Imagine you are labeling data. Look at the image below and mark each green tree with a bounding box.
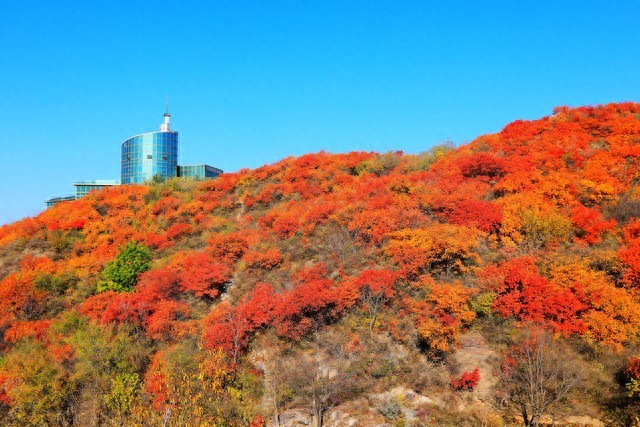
[67,318,151,426]
[104,372,140,425]
[98,241,151,292]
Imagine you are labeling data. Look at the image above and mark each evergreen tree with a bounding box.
[98,241,151,292]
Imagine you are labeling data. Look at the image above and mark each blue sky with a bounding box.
[1,1,639,224]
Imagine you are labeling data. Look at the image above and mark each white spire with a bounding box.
[160,96,170,131]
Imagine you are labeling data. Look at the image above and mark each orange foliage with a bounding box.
[407,279,477,354]
[457,153,507,181]
[620,219,640,289]
[3,102,640,415]
[208,232,250,262]
[243,248,284,270]
[4,320,52,344]
[384,224,480,279]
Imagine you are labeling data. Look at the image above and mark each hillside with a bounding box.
[1,103,640,426]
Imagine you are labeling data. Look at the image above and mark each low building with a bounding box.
[74,180,121,199]
[178,164,223,179]
[45,196,75,208]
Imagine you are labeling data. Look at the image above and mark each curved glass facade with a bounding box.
[121,131,178,184]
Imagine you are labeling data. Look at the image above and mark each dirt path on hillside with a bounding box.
[455,331,497,402]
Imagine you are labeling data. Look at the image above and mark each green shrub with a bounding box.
[97,241,151,292]
[470,292,496,318]
[379,398,402,420]
[35,272,78,295]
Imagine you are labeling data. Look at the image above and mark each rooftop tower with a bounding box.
[160,97,171,132]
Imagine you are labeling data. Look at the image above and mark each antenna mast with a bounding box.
[160,96,171,131]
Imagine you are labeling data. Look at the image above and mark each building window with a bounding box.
[147,155,152,159]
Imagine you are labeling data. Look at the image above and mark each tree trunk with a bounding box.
[311,394,324,427]
[368,314,376,336]
[521,404,531,427]
[311,407,324,427]
[162,406,171,427]
[272,397,281,427]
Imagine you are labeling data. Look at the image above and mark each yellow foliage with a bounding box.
[385,223,480,278]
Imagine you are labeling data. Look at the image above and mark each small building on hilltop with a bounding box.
[73,180,121,199]
[46,111,222,207]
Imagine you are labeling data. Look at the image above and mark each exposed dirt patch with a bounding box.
[455,331,497,402]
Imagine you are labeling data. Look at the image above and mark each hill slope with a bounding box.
[1,103,640,425]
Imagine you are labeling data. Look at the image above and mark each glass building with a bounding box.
[45,196,75,208]
[73,180,120,199]
[121,113,178,184]
[178,164,223,179]
[46,111,224,208]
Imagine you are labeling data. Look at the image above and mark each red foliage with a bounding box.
[0,273,46,334]
[273,264,350,339]
[0,374,10,406]
[151,196,182,216]
[433,198,503,233]
[134,231,172,250]
[203,264,354,357]
[70,219,87,229]
[249,415,266,427]
[145,300,191,341]
[488,257,588,334]
[243,248,284,270]
[144,351,169,410]
[571,204,616,244]
[208,233,249,262]
[627,356,640,381]
[165,222,192,240]
[202,282,278,359]
[4,320,52,344]
[137,268,180,299]
[355,269,398,299]
[80,291,121,323]
[3,102,640,414]
[451,367,480,391]
[81,267,192,340]
[258,207,300,238]
[171,252,232,298]
[19,255,56,273]
[301,201,337,231]
[202,301,253,362]
[457,153,507,181]
[50,343,74,364]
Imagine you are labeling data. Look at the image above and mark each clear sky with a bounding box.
[1,1,639,225]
